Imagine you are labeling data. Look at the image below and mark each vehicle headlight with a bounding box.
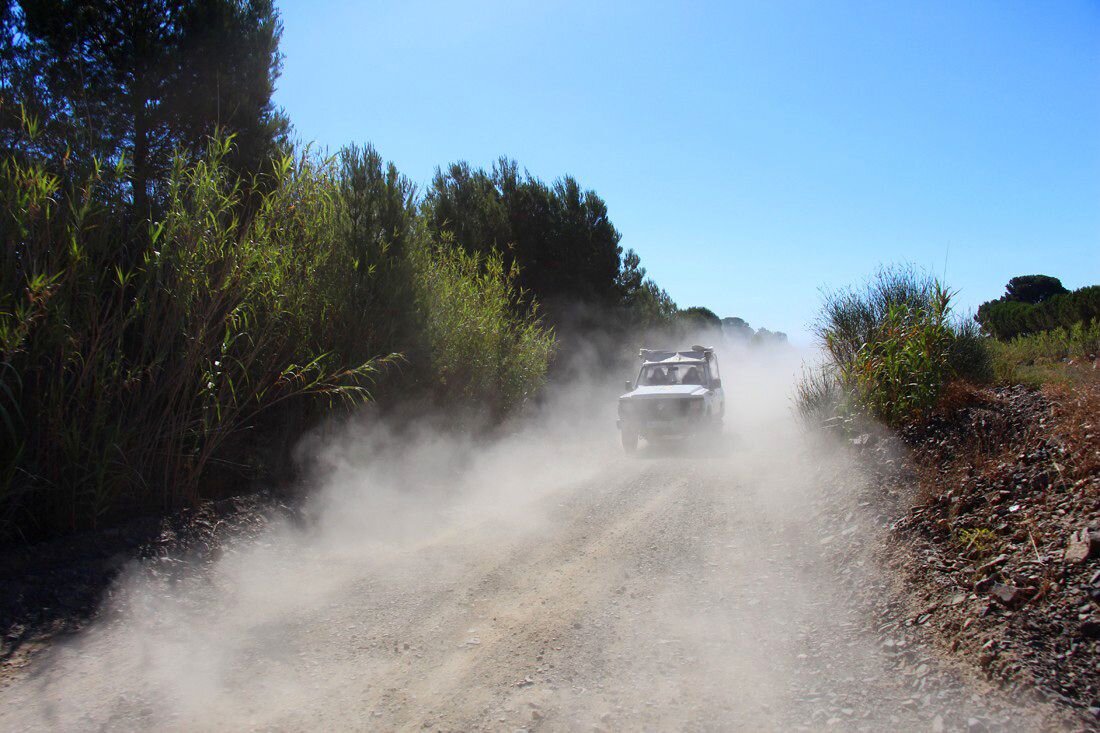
[618,400,630,417]
[687,398,704,415]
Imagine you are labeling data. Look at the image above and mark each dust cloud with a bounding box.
[0,341,1051,731]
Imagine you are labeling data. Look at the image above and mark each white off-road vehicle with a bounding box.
[616,346,725,452]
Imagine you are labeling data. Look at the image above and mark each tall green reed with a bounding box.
[1,130,384,540]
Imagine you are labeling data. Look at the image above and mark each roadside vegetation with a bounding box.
[0,1,675,543]
[977,276,1100,388]
[0,125,571,541]
[797,266,991,427]
[800,267,1098,428]
[987,320,1100,387]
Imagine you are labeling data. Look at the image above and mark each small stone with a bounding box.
[977,554,1008,574]
[989,583,1029,609]
[1066,528,1100,563]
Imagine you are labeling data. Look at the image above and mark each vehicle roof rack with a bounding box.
[639,347,714,362]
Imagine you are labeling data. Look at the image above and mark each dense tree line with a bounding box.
[976,276,1100,340]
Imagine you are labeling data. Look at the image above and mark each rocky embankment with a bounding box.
[865,383,1099,724]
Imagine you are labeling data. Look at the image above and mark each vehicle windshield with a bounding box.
[637,363,707,386]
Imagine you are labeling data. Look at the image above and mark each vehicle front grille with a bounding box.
[638,399,691,421]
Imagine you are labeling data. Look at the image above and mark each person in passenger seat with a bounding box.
[682,366,702,385]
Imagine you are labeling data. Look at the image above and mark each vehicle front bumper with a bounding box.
[618,416,706,436]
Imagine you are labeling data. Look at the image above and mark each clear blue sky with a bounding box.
[274,0,1099,344]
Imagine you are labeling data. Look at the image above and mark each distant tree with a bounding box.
[977,279,1099,339]
[615,251,677,329]
[752,328,788,345]
[721,316,754,341]
[1004,275,1068,304]
[616,248,646,298]
[5,0,286,218]
[425,161,512,261]
[677,306,722,333]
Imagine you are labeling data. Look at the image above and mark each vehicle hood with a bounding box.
[619,385,709,400]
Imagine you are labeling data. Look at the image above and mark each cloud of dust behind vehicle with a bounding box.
[0,335,998,731]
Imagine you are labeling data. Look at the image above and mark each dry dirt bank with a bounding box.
[861,382,1099,725]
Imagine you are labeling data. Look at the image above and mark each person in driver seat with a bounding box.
[682,366,702,385]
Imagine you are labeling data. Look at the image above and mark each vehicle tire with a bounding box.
[621,427,638,453]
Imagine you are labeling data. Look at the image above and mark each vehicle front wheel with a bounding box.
[621,427,639,453]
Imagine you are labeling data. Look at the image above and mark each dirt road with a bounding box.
[0,419,1071,732]
[0,357,1077,732]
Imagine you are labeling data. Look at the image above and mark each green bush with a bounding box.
[795,364,846,425]
[408,230,554,417]
[801,266,991,427]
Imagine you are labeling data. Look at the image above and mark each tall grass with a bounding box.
[799,266,992,427]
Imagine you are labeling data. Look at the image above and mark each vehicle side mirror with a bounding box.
[711,378,722,389]
[625,380,633,391]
